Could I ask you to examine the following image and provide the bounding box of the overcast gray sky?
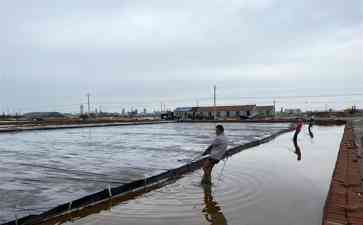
[0,0,362,113]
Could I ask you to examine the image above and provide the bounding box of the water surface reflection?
[202,184,228,225]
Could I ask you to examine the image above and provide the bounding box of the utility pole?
[213,85,217,120]
[87,93,91,115]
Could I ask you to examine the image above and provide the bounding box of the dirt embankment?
[322,121,363,225]
[0,118,161,133]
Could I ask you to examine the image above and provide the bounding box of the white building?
[175,105,257,120]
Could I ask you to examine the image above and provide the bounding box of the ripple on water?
[106,159,270,221]
[0,122,293,223]
[212,164,269,212]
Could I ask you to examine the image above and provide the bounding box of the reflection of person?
[308,117,314,138]
[293,138,302,161]
[201,125,228,185]
[202,184,228,225]
[293,119,303,161]
[293,119,303,142]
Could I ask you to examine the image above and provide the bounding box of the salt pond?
[62,126,344,225]
[0,122,289,223]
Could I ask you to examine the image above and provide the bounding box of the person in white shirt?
[201,125,228,185]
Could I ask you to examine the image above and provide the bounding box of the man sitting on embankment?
[201,125,228,185]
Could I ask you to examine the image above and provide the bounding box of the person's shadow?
[201,184,228,225]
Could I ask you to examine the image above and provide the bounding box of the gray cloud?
[0,0,362,112]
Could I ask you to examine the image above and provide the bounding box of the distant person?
[293,119,303,161]
[201,125,228,185]
[308,117,314,138]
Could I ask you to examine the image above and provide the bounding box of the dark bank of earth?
[322,119,363,225]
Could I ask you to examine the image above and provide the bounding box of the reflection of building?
[175,105,257,120]
[256,105,275,117]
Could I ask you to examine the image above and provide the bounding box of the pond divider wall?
[2,127,293,225]
[178,118,346,126]
[0,118,346,134]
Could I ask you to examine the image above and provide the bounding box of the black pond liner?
[2,128,293,225]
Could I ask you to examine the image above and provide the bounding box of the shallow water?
[0,122,289,223]
[61,126,344,225]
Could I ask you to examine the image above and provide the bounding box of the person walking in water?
[293,119,303,161]
[201,125,228,185]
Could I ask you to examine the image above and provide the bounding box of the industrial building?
[255,105,276,117]
[174,105,275,120]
